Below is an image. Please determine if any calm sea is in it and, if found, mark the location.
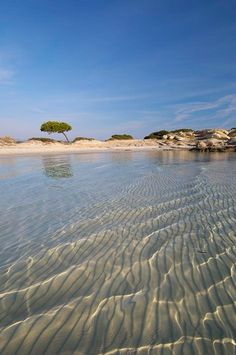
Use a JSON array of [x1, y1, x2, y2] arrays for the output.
[[0, 151, 235, 354]]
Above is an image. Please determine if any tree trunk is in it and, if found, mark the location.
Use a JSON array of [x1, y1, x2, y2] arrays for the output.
[[62, 132, 69, 143]]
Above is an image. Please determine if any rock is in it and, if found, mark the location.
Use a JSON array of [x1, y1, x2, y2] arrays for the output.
[[209, 132, 229, 140], [196, 141, 207, 150], [163, 134, 175, 140], [228, 137, 236, 145], [196, 129, 230, 141], [207, 138, 224, 146], [175, 136, 186, 141], [176, 141, 187, 146], [229, 130, 236, 138], [208, 129, 229, 135], [206, 139, 226, 151], [178, 131, 195, 138], [194, 139, 226, 152]]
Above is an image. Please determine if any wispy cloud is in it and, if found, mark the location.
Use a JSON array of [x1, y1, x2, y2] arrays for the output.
[[31, 107, 47, 114], [84, 94, 154, 102], [172, 94, 236, 128], [0, 68, 14, 84], [135, 94, 236, 130]]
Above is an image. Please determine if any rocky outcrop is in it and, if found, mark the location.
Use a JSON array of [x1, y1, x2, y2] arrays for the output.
[[228, 137, 236, 145], [162, 131, 194, 141], [177, 131, 195, 138], [162, 134, 175, 140], [196, 129, 230, 141], [144, 128, 235, 152], [208, 132, 229, 140], [196, 141, 208, 151], [194, 139, 226, 152], [189, 128, 236, 152], [229, 130, 236, 138]]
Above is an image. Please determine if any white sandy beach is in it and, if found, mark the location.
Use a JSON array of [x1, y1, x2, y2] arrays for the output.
[[0, 139, 191, 155], [1, 128, 235, 155]]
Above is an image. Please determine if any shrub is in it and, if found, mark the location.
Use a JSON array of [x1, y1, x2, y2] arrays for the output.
[[107, 134, 134, 140], [73, 137, 95, 142], [170, 128, 194, 133], [28, 137, 56, 143], [144, 130, 169, 139]]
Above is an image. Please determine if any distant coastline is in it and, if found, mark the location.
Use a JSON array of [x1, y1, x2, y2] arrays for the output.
[[0, 128, 235, 155]]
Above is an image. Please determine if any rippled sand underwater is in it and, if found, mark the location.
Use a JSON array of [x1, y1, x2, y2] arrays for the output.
[[0, 151, 236, 354]]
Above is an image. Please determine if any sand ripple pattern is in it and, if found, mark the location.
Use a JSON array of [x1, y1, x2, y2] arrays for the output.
[[0, 153, 236, 354]]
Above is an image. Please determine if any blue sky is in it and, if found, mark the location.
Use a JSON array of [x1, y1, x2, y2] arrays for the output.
[[0, 0, 236, 140]]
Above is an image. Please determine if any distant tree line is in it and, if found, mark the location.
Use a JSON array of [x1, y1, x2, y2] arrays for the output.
[[38, 121, 236, 143], [144, 129, 194, 139]]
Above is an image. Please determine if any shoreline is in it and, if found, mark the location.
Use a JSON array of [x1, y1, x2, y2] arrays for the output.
[[0, 145, 188, 156], [0, 133, 235, 156], [1, 144, 235, 156], [0, 139, 193, 156]]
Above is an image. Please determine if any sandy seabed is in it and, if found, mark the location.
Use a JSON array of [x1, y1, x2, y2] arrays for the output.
[[0, 151, 235, 354]]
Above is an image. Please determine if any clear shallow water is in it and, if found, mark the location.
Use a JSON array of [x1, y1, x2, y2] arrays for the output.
[[0, 151, 235, 354]]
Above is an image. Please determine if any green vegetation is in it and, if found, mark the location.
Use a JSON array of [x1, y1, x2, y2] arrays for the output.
[[144, 128, 194, 139], [144, 130, 169, 139], [171, 128, 194, 133], [42, 157, 73, 179], [107, 134, 134, 140], [73, 136, 95, 142], [40, 121, 72, 142], [29, 137, 57, 143]]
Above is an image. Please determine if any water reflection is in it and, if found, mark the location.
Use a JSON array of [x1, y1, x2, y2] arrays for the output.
[[144, 150, 235, 165], [109, 151, 134, 163], [42, 156, 73, 179], [0, 157, 18, 179]]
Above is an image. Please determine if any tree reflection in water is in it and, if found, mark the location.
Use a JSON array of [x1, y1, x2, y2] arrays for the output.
[[42, 156, 73, 179]]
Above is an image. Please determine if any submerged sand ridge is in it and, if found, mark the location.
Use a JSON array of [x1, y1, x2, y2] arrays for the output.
[[0, 152, 235, 354]]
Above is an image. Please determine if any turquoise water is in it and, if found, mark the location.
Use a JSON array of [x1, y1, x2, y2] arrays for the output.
[[0, 151, 235, 354]]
